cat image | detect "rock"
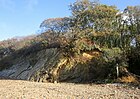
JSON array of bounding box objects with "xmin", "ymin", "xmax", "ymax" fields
[{"xmin": 54, "ymin": 81, "xmax": 57, "ymax": 84}]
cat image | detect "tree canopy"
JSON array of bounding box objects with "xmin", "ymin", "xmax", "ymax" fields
[{"xmin": 39, "ymin": 0, "xmax": 140, "ymax": 76}]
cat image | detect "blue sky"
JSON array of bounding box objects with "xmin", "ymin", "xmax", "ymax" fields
[{"xmin": 0, "ymin": 0, "xmax": 140, "ymax": 41}]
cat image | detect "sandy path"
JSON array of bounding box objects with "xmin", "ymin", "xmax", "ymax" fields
[{"xmin": 0, "ymin": 80, "xmax": 139, "ymax": 99}]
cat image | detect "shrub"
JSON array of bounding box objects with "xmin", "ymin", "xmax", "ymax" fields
[
  {"xmin": 89, "ymin": 47, "xmax": 128, "ymax": 81},
  {"xmin": 127, "ymin": 47, "xmax": 140, "ymax": 75}
]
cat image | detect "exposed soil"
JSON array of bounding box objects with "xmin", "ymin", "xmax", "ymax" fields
[{"xmin": 0, "ymin": 80, "xmax": 139, "ymax": 99}]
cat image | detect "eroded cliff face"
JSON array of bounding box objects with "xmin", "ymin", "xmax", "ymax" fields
[
  {"xmin": 0, "ymin": 48, "xmax": 61, "ymax": 82},
  {"xmin": 0, "ymin": 48, "xmax": 98, "ymax": 83},
  {"xmin": 0, "ymin": 47, "xmax": 139, "ymax": 84}
]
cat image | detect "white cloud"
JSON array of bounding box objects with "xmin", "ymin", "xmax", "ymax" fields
[
  {"xmin": 25, "ymin": 0, "xmax": 39, "ymax": 11},
  {"xmin": 0, "ymin": 0, "xmax": 15, "ymax": 11}
]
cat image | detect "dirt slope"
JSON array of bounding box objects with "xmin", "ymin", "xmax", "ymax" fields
[{"xmin": 0, "ymin": 80, "xmax": 139, "ymax": 99}]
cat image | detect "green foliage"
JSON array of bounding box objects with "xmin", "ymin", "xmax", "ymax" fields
[
  {"xmin": 89, "ymin": 48, "xmax": 128, "ymax": 80},
  {"xmin": 102, "ymin": 48, "xmax": 122, "ymax": 61},
  {"xmin": 127, "ymin": 47, "xmax": 140, "ymax": 75}
]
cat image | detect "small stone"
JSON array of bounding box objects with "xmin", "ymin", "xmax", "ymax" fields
[{"xmin": 54, "ymin": 81, "xmax": 57, "ymax": 84}]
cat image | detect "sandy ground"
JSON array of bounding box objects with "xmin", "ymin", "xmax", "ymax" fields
[{"xmin": 0, "ymin": 79, "xmax": 139, "ymax": 99}]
